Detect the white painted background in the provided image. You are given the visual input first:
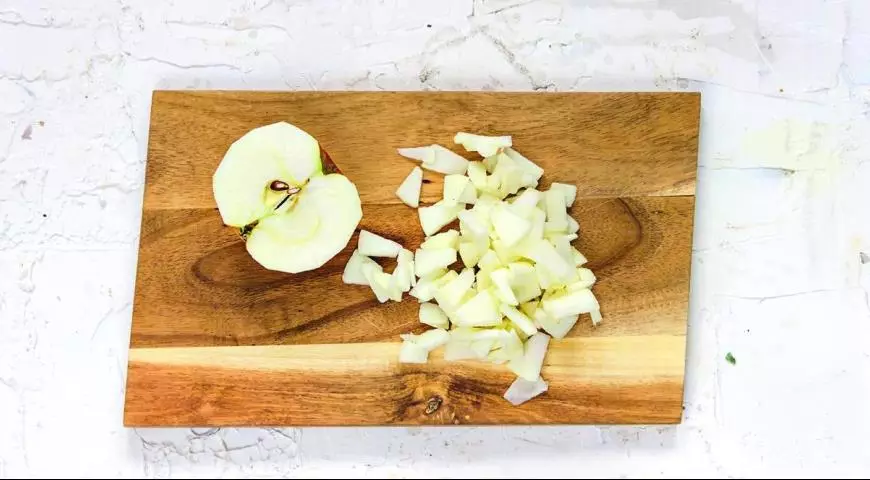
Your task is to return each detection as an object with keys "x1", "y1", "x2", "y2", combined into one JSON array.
[{"x1": 2, "y1": 0, "x2": 870, "y2": 477}]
